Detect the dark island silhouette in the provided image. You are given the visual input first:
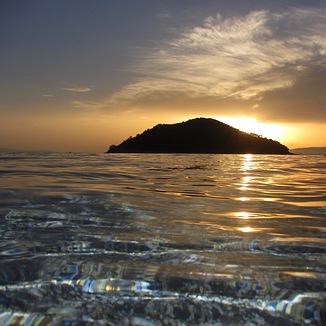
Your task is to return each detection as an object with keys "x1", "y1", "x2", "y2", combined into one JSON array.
[{"x1": 107, "y1": 118, "x2": 290, "y2": 154}]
